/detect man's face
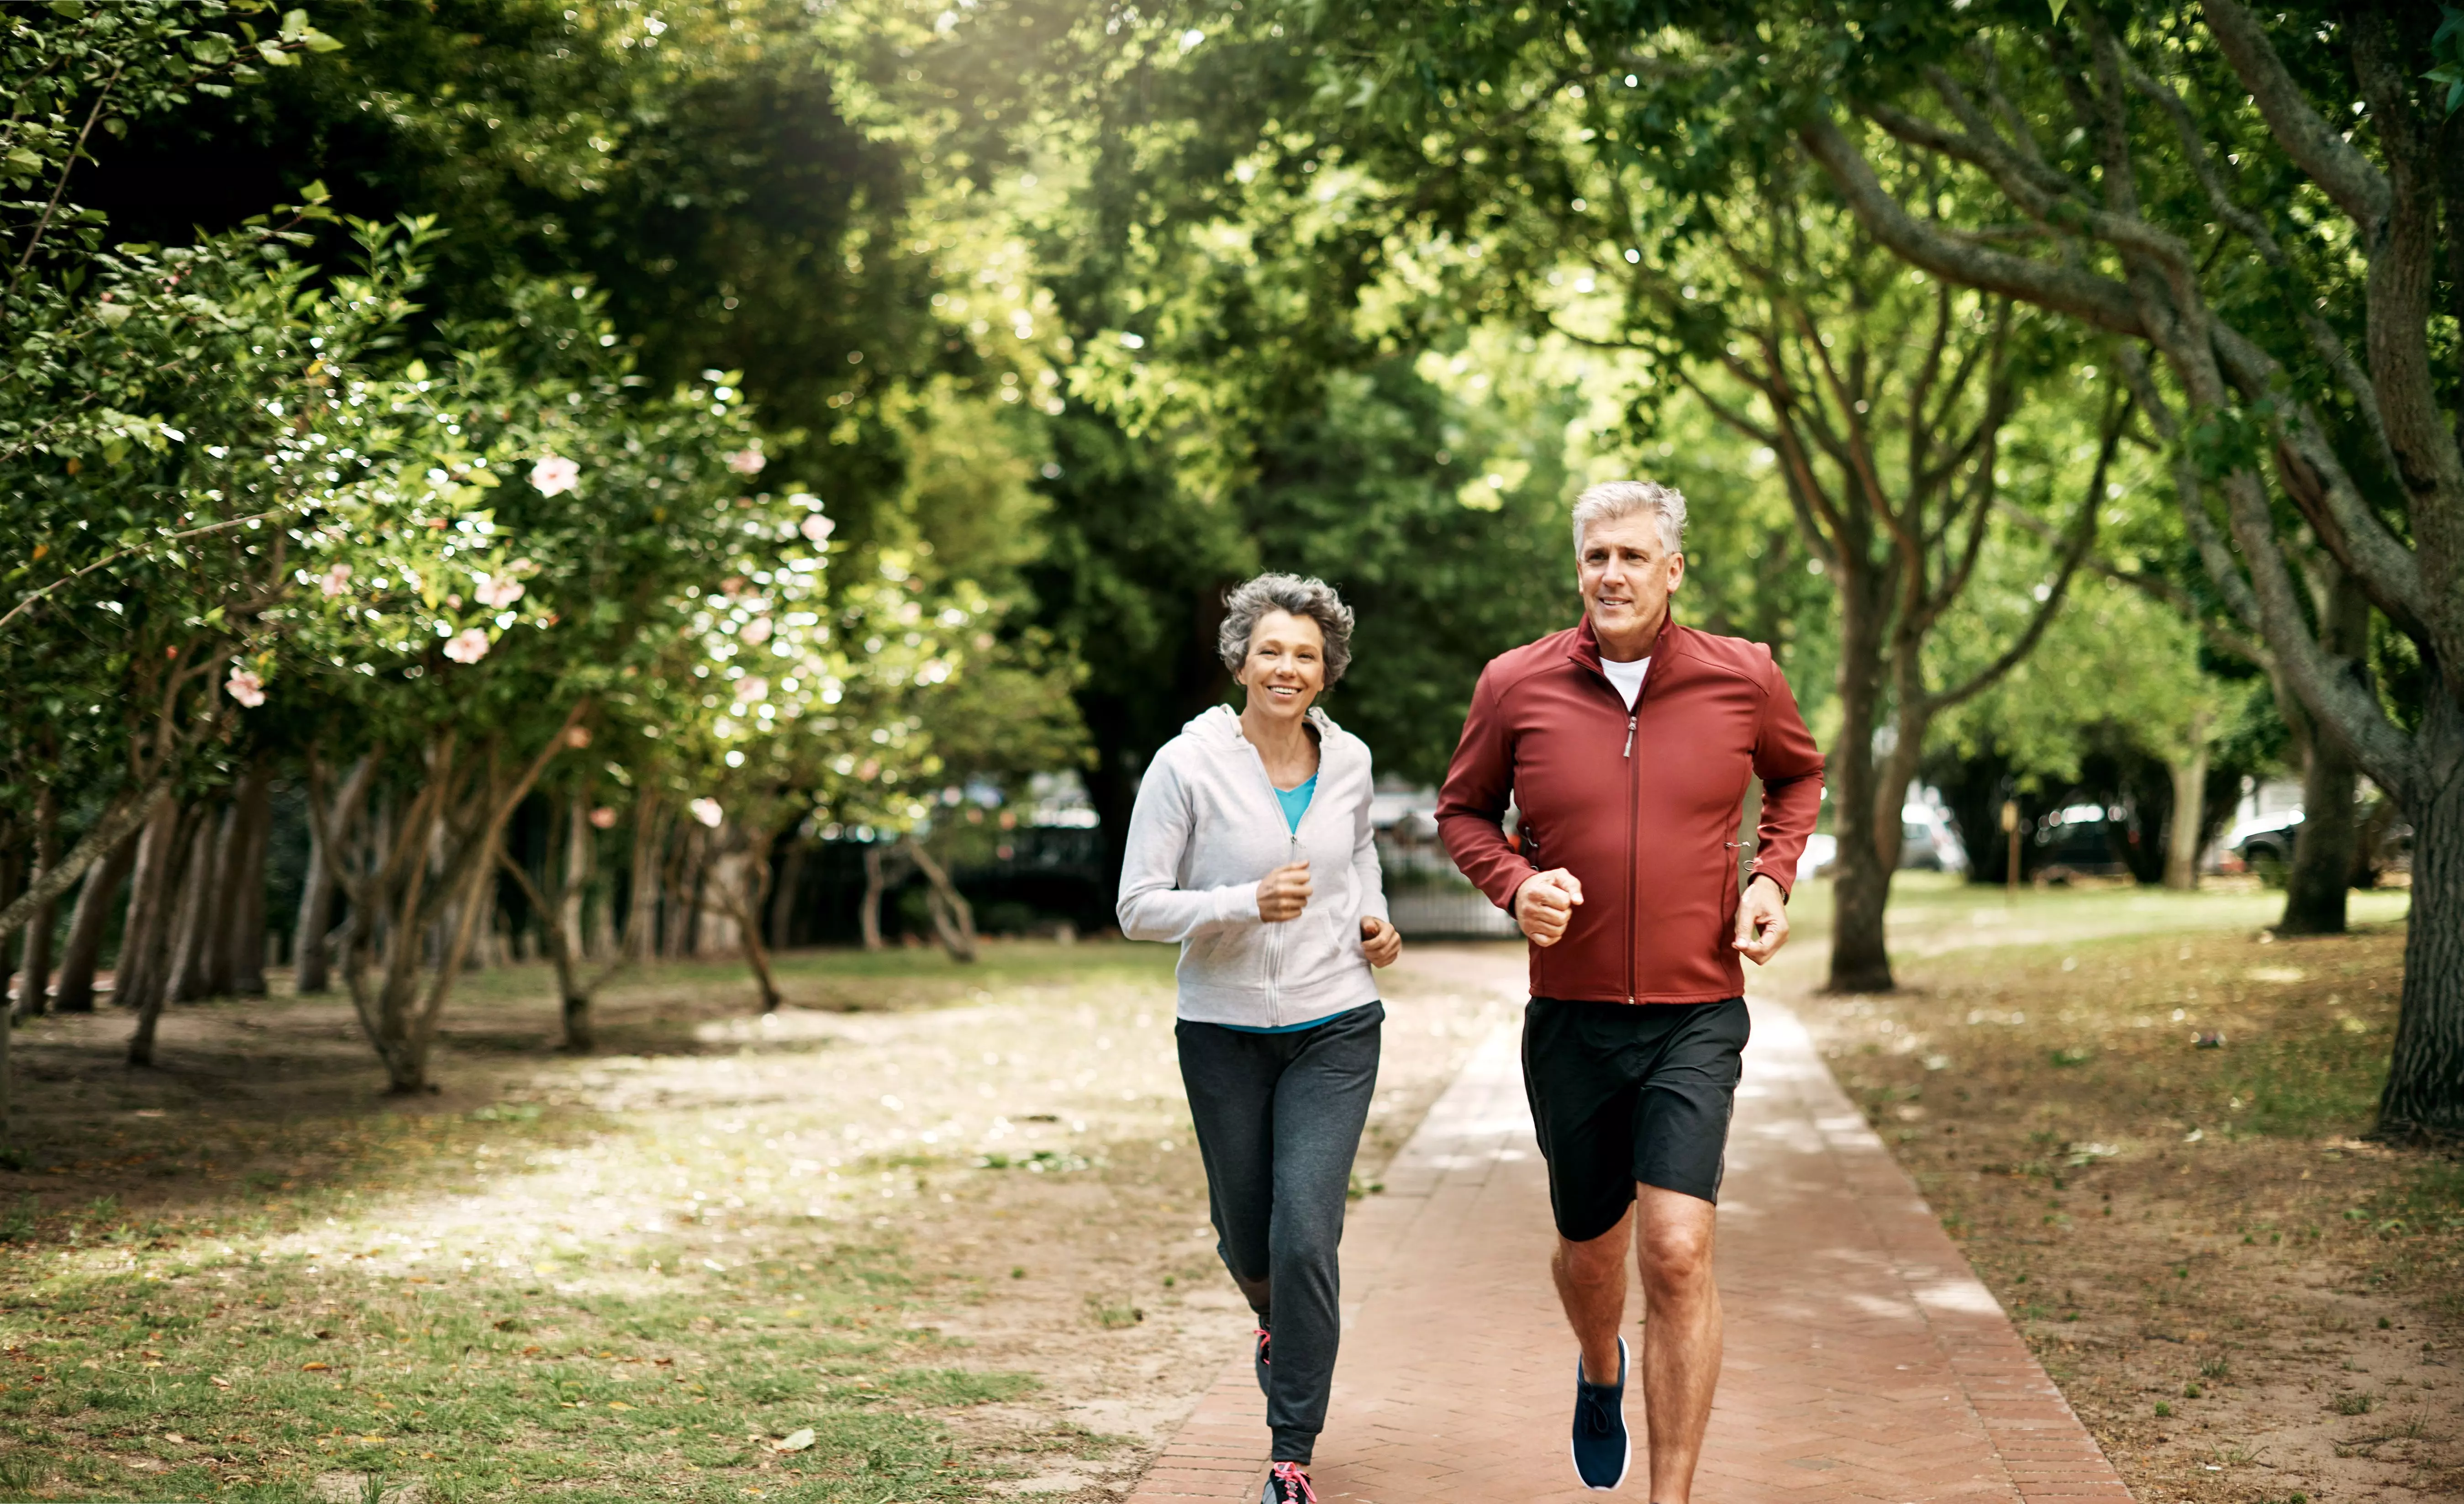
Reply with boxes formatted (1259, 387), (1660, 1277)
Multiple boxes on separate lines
(1578, 512), (1685, 647)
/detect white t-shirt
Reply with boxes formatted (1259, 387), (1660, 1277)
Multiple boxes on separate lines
(1602, 655), (1650, 709)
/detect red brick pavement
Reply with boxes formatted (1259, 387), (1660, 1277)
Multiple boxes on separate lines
(1123, 997), (2133, 1504)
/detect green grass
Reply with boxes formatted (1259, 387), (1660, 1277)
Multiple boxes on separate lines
(0, 1219), (1031, 1502)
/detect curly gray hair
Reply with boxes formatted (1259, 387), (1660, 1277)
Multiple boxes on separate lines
(1571, 479), (1688, 555)
(1217, 573), (1355, 685)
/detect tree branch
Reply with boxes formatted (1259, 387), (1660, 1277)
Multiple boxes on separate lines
(2198, 0), (2390, 231)
(1797, 114), (2147, 336)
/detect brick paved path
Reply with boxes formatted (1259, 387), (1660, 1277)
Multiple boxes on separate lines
(1126, 997), (2133, 1504)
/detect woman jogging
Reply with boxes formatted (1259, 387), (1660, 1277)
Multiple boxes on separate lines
(1117, 573), (1401, 1504)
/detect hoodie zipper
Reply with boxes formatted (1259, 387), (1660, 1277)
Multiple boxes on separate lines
(1243, 715), (1315, 1029)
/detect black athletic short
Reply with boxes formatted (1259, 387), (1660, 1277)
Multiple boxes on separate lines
(1520, 996), (1751, 1241)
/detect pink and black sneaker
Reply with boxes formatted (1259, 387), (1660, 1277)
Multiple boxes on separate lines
(1262, 1461), (1316, 1504)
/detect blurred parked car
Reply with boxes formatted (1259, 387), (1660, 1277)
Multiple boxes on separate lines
(2032, 802), (2132, 881)
(2223, 809), (2302, 874)
(1900, 805), (1969, 874)
(1796, 832), (1838, 884)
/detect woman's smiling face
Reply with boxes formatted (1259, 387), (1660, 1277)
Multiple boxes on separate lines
(1237, 608), (1326, 721)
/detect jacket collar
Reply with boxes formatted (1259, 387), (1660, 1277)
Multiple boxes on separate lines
(1568, 609), (1680, 674)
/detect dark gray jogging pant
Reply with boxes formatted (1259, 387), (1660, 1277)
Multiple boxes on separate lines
(1176, 1000), (1382, 1465)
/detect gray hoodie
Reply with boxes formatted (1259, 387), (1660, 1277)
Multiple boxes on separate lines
(1116, 705), (1391, 1027)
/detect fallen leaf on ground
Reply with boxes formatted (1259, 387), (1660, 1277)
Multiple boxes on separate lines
(771, 1428), (814, 1453)
(300, 1362), (330, 1372)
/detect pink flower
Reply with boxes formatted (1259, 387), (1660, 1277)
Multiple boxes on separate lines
(225, 669), (266, 708)
(733, 676), (769, 705)
(589, 806), (619, 830)
(530, 455), (580, 496)
(318, 563), (353, 598)
(725, 446), (766, 475)
(739, 616), (773, 646)
(474, 573), (525, 609)
(689, 797), (724, 829)
(800, 513), (836, 544)
(442, 627), (491, 664)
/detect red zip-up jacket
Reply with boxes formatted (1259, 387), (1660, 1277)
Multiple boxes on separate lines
(1436, 614), (1825, 1004)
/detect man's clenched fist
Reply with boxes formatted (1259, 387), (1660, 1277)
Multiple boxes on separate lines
(1513, 867), (1584, 947)
(1732, 872), (1790, 964)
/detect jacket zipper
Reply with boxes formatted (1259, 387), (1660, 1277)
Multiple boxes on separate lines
(1623, 655), (1663, 1005)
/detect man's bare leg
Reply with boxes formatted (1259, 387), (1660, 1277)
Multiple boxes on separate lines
(1636, 1184), (1721, 1504)
(1551, 1204), (1634, 1388)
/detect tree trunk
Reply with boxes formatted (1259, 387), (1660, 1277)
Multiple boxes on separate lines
(2374, 701), (2464, 1140)
(160, 814), (220, 1005)
(112, 796), (182, 1014)
(2280, 723), (2360, 934)
(293, 822), (338, 994)
(12, 788), (59, 1018)
(767, 838), (806, 950)
(294, 755), (370, 995)
(2164, 744), (2210, 891)
(1826, 573), (1896, 993)
(53, 826), (138, 1013)
(625, 796), (664, 964)
(224, 765), (273, 996)
(860, 844), (890, 951)
(903, 836), (978, 963)
(663, 825), (706, 959)
(127, 804), (207, 1066)
(2277, 569), (2370, 934)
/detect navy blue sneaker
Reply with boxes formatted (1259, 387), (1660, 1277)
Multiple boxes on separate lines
(1253, 1325), (1271, 1396)
(1570, 1337), (1631, 1491)
(1262, 1461), (1316, 1503)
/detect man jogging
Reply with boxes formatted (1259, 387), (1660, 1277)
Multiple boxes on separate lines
(1436, 480), (1823, 1497)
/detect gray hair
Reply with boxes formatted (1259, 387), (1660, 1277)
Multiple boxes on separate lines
(1571, 479), (1688, 556)
(1217, 573), (1355, 685)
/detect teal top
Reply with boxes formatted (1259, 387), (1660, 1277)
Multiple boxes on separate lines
(1224, 773), (1357, 1034)
(1273, 771), (1317, 832)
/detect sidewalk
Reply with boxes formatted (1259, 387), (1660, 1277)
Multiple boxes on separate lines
(1124, 997), (2134, 1504)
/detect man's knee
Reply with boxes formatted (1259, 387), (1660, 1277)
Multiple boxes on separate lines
(1636, 1193), (1716, 1292)
(1557, 1216), (1633, 1284)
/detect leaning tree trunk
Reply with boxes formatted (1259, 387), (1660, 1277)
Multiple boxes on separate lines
(1826, 572), (1896, 993)
(53, 827), (138, 1013)
(712, 829), (785, 1012)
(2375, 702), (2464, 1140)
(12, 788), (59, 1018)
(903, 836), (979, 963)
(495, 792), (616, 1053)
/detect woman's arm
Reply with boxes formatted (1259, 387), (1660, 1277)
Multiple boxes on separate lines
(1349, 755), (1391, 930)
(1115, 752), (1263, 942)
(1350, 744), (1400, 966)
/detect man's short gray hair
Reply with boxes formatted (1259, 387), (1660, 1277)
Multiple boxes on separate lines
(1571, 480), (1688, 556)
(1217, 572), (1355, 685)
